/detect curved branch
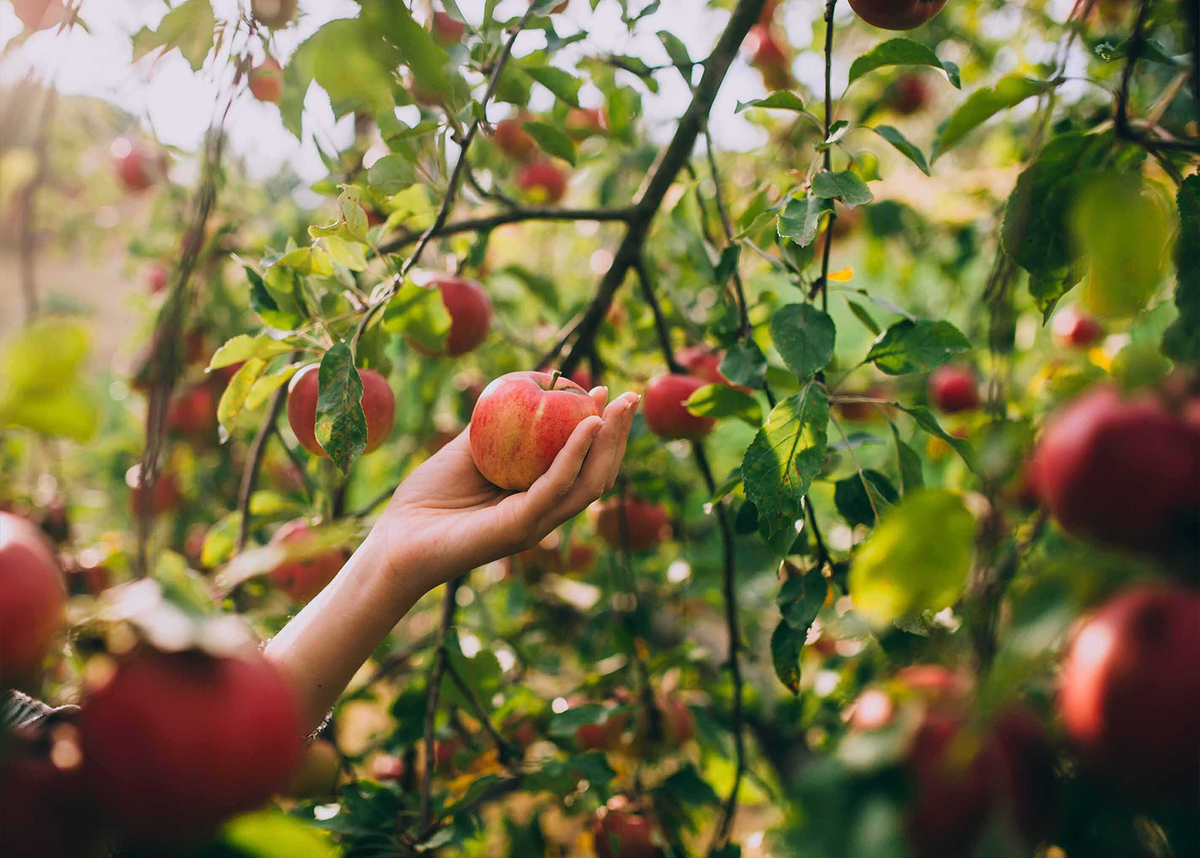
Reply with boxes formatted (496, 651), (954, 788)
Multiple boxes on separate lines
(236, 383), (289, 551)
(377, 206), (636, 255)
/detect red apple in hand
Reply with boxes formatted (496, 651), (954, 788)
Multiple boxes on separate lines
(268, 519), (350, 603)
(411, 275), (493, 356)
(0, 511), (66, 688)
(286, 364), (396, 458)
(848, 0), (948, 29)
(928, 365), (979, 413)
(516, 161), (568, 204)
(1052, 306), (1105, 349)
(248, 57), (283, 103)
(79, 649), (303, 844)
(594, 808), (658, 858)
(644, 373), (715, 439)
(493, 117), (537, 161)
(431, 10), (465, 46)
(1026, 385), (1199, 553)
(469, 371), (599, 490)
(592, 496), (669, 551)
(1059, 585), (1200, 794)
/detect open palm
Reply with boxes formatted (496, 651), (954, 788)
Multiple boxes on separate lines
(374, 388), (639, 590)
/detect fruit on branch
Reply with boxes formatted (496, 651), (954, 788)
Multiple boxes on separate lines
(1059, 584), (1200, 794)
(643, 373), (715, 440)
(430, 10), (465, 46)
(564, 107), (606, 138)
(371, 753), (405, 782)
(1026, 385), (1200, 554)
(411, 275), (493, 356)
(112, 139), (164, 193)
(503, 714), (539, 751)
(283, 738), (341, 798)
(889, 73), (931, 114)
(268, 519), (350, 603)
(847, 0), (949, 29)
(745, 24), (793, 91)
(251, 0), (297, 28)
(165, 382), (219, 443)
(591, 496), (670, 551)
(0, 510), (66, 688)
(248, 57), (284, 103)
(834, 385), (893, 422)
(470, 371), (599, 490)
(677, 344), (752, 394)
(126, 464), (180, 518)
(573, 700), (630, 751)
(516, 160), (568, 204)
(1051, 306), (1105, 350)
(635, 695), (694, 752)
(593, 807), (658, 858)
(433, 736), (464, 771)
(493, 117), (537, 161)
(11, 0), (69, 31)
(78, 648), (303, 844)
(286, 364), (396, 458)
(927, 365), (980, 413)
(1, 747), (106, 858)
(144, 262), (169, 294)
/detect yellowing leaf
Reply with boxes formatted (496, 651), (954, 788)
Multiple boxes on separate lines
(828, 266), (854, 282)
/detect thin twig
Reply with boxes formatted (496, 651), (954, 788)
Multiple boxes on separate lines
(703, 128), (750, 338)
(421, 575), (463, 829)
(271, 424), (315, 500)
(635, 260), (683, 374)
(442, 657), (519, 767)
(378, 206), (636, 255)
(18, 85), (57, 322)
(236, 383), (289, 551)
(814, 0), (838, 315)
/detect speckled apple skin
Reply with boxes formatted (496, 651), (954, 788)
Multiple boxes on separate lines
(470, 371), (599, 490)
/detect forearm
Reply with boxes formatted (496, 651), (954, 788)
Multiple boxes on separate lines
(263, 530), (431, 734)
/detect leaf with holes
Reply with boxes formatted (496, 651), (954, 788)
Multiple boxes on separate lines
(314, 343), (367, 474)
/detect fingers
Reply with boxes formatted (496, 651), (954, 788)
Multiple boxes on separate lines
(519, 415), (604, 524)
(605, 393), (640, 490)
(589, 385), (608, 414)
(541, 394), (638, 522)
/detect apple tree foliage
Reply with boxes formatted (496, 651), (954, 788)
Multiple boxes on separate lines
(1, 0), (1197, 856)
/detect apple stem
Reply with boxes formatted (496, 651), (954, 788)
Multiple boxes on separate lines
(549, 369), (562, 390)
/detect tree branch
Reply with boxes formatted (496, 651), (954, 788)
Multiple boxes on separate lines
(703, 128), (750, 339)
(421, 575), (463, 829)
(18, 84), (57, 322)
(558, 0), (771, 376)
(814, 0), (839, 315)
(236, 382), (289, 551)
(443, 653), (520, 767)
(377, 205), (636, 255)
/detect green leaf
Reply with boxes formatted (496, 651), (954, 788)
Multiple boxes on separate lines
(811, 171), (874, 206)
(735, 91), (809, 113)
(897, 404), (976, 471)
(359, 2), (458, 107)
(304, 19), (396, 118)
(834, 469), (899, 527)
(523, 752), (615, 793)
(221, 812), (339, 858)
(524, 65), (582, 106)
(777, 571), (828, 630)
(869, 125), (930, 176)
(932, 75), (1059, 162)
(684, 383), (762, 426)
(323, 235), (369, 272)
(367, 154), (417, 196)
(719, 340), (767, 389)
(890, 424), (924, 495)
(522, 121), (577, 166)
(742, 383), (830, 537)
(381, 277), (452, 351)
(846, 300), (881, 335)
(276, 246), (335, 277)
(770, 304), (836, 380)
(314, 343), (367, 474)
(771, 620), (804, 695)
(0, 383), (99, 442)
(217, 358), (268, 441)
(131, 0), (214, 71)
(847, 38), (961, 88)
(501, 264), (560, 311)
(866, 319), (970, 375)
(207, 335), (294, 371)
(778, 195), (830, 247)
(1, 317), (90, 395)
(245, 265), (302, 331)
(1163, 175), (1199, 364)
(848, 489), (974, 626)
(714, 245), (741, 286)
(201, 512), (241, 569)
(245, 364), (301, 411)
(658, 30), (693, 69)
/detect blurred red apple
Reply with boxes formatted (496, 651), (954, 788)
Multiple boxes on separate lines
(268, 519), (350, 603)
(430, 10), (465, 46)
(644, 373), (715, 439)
(165, 383), (219, 443)
(564, 107), (606, 138)
(889, 73), (930, 114)
(371, 753), (405, 782)
(126, 465), (181, 519)
(516, 161), (567, 204)
(593, 808), (657, 858)
(928, 365), (980, 413)
(493, 117), (537, 161)
(0, 510), (65, 688)
(144, 262), (169, 294)
(1052, 306), (1105, 350)
(248, 57), (283, 103)
(592, 496), (669, 551)
(745, 24), (792, 90)
(112, 139), (163, 193)
(848, 0), (948, 29)
(286, 364), (396, 458)
(410, 275), (493, 356)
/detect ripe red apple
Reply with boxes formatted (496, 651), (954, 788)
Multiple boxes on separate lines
(1027, 385), (1199, 553)
(658, 697), (694, 747)
(889, 73), (930, 114)
(503, 714), (538, 751)
(516, 161), (568, 204)
(283, 738), (341, 798)
(493, 118), (537, 161)
(573, 701), (629, 751)
(565, 542), (597, 574)
(433, 736), (463, 771)
(0, 511), (65, 688)
(643, 373), (715, 440)
(78, 649), (303, 844)
(165, 383), (219, 443)
(927, 365), (980, 413)
(1059, 585), (1200, 794)
(144, 262), (169, 294)
(112, 139), (163, 193)
(411, 275), (493, 356)
(848, 0), (948, 29)
(593, 809), (658, 858)
(11, 0), (69, 31)
(564, 107), (606, 138)
(470, 371), (600, 490)
(248, 57), (283, 103)
(592, 496), (670, 551)
(1051, 306), (1105, 350)
(68, 562), (112, 597)
(677, 344), (752, 394)
(268, 519), (349, 603)
(250, 0), (297, 28)
(431, 10), (465, 46)
(286, 364), (396, 458)
(371, 753), (406, 781)
(0, 749), (106, 858)
(126, 465), (181, 519)
(745, 24), (792, 90)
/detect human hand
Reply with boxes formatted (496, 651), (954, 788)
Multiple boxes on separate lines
(372, 387), (639, 591)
